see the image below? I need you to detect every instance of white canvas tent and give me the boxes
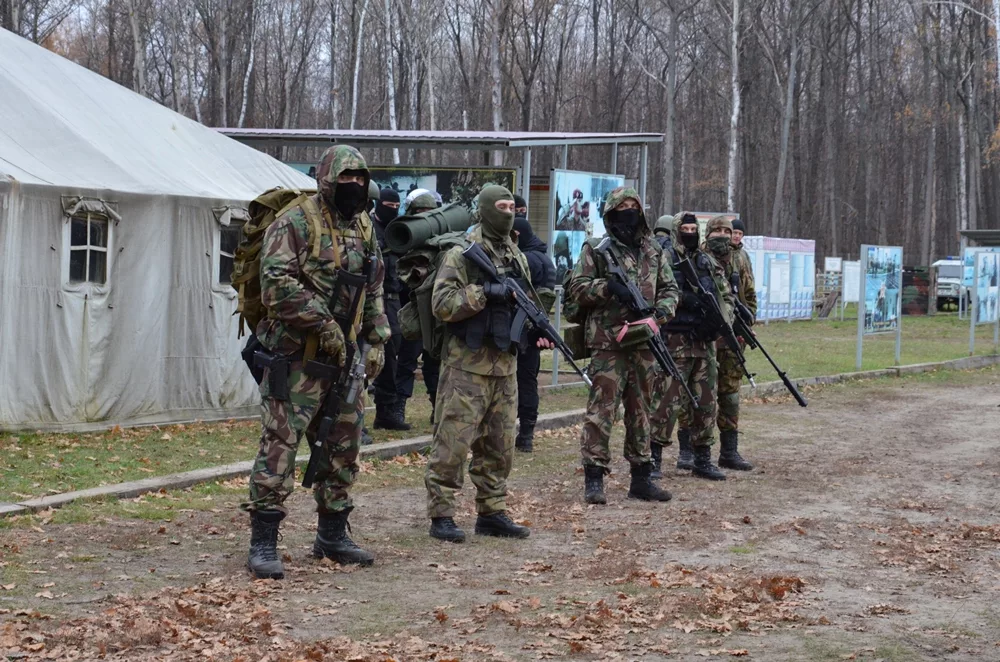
[0,28,314,431]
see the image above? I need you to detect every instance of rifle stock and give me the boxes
[734,300,808,407]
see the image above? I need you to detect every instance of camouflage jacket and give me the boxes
[256,197,390,355]
[731,244,757,316]
[566,234,679,351]
[432,224,530,377]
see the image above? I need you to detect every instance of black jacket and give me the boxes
[373,215,402,295]
[518,229,556,291]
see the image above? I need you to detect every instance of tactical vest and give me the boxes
[447,258,529,354]
[656,234,673,252]
[665,248,718,335]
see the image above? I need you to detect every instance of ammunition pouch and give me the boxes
[253,350,293,401]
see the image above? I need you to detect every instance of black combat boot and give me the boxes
[676,429,695,471]
[583,465,607,505]
[627,463,673,501]
[360,427,374,445]
[247,509,285,580]
[718,430,754,471]
[429,517,466,543]
[692,445,727,481]
[313,508,375,566]
[475,511,530,538]
[394,401,412,430]
[515,417,536,453]
[373,401,411,431]
[650,442,664,479]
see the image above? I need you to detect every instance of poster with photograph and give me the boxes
[862,245,903,334]
[974,252,999,325]
[842,261,861,303]
[286,164,518,209]
[961,246,1000,287]
[548,169,624,283]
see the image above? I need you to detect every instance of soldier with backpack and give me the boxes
[238,145,390,579]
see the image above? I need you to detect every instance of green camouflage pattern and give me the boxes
[431,224,530,377]
[670,212,736,335]
[246,145,387,515]
[241,359,365,513]
[716,345,742,433]
[580,349,656,471]
[565,234,679,351]
[731,244,758,316]
[705,215,733,234]
[256,146,389,353]
[656,344,718,449]
[424,364,517,517]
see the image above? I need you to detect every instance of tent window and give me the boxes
[218,223,243,284]
[69,216,109,284]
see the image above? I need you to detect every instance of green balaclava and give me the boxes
[477,184,516,242]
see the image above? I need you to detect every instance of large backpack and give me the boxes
[396,231,471,360]
[230,187,321,337]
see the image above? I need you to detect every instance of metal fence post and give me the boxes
[552,285,562,386]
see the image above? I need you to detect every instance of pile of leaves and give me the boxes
[0,578,503,661]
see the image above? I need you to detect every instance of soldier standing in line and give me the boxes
[370,187,411,431]
[714,217,756,470]
[565,187,678,505]
[512,195,556,453]
[656,213,735,481]
[424,184,553,543]
[242,146,389,579]
[648,214,678,479]
[396,191,442,425]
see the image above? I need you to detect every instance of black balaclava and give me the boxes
[332,169,368,220]
[375,188,400,224]
[678,214,700,251]
[512,216,534,247]
[513,194,528,219]
[607,208,643,246]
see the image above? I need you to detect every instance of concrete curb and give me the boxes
[1,358,994,519]
[3,410,588,517]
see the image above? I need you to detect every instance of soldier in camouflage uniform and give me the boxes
[424,184,552,543]
[648,214,678,479]
[654,213,735,482]
[241,145,390,579]
[566,187,678,505]
[714,217,756,470]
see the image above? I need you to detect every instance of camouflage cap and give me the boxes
[706,215,733,234]
[315,145,370,199]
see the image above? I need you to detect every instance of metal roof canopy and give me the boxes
[960,230,1000,247]
[217,128,664,212]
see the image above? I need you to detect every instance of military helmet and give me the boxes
[368,180,380,201]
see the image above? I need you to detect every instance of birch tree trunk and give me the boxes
[769,9,798,236]
[921,125,936,266]
[993,0,1000,90]
[127,0,146,95]
[726,0,741,212]
[329,0,340,128]
[237,0,256,128]
[384,0,400,163]
[349,0,371,130]
[663,1,679,214]
[489,0,504,166]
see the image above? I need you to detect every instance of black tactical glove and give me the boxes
[482,282,510,302]
[737,304,755,327]
[681,292,702,312]
[606,278,631,304]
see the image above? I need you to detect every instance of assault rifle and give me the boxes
[301,257,377,488]
[595,237,696,404]
[733,300,808,407]
[463,242,592,387]
[676,257,756,387]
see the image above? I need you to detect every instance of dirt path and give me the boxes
[2,368,1000,661]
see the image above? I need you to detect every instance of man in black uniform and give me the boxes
[371,187,411,431]
[512,196,556,452]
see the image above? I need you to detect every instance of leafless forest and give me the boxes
[4,0,1000,262]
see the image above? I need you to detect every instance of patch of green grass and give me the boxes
[873,642,920,661]
[796,635,854,661]
[728,544,756,555]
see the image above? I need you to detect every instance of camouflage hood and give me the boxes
[315,145,371,216]
[671,211,700,256]
[602,186,648,234]
[706,215,733,234]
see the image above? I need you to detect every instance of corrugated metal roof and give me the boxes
[961,230,1000,246]
[216,128,663,149]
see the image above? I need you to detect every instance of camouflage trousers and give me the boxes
[241,359,364,515]
[424,365,517,518]
[652,343,718,450]
[649,375,680,445]
[716,345,743,433]
[579,349,654,471]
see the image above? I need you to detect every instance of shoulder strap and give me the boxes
[299,196,326,260]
